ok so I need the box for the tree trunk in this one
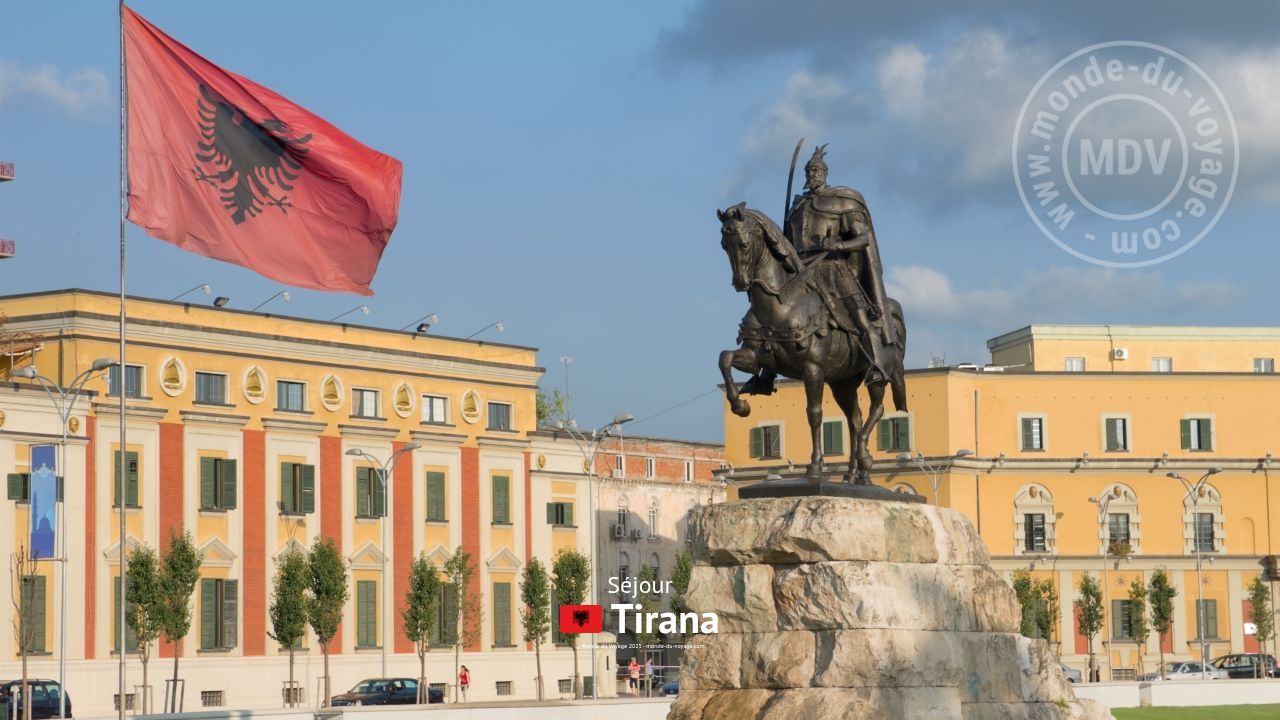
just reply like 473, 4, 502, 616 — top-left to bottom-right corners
1157, 637, 1165, 680
454, 645, 460, 703
534, 639, 544, 702
288, 648, 296, 707
170, 645, 180, 713
322, 644, 331, 708
140, 650, 149, 714
21, 646, 29, 720
418, 650, 426, 704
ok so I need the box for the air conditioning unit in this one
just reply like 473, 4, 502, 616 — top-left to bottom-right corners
1112, 348, 1129, 360
612, 524, 625, 539
631, 529, 643, 541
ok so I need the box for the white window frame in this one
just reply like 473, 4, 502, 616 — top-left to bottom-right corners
1183, 414, 1216, 452
1064, 357, 1086, 372
1254, 357, 1274, 373
1101, 414, 1132, 452
645, 457, 655, 478
108, 363, 146, 398
684, 460, 693, 483
276, 379, 307, 412
487, 401, 513, 431
193, 370, 228, 404
421, 394, 449, 424
1151, 357, 1172, 373
1017, 413, 1047, 452
352, 387, 380, 418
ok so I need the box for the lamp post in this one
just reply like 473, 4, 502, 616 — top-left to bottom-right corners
1167, 468, 1222, 676
1088, 493, 1116, 683
541, 413, 633, 699
14, 358, 117, 719
895, 449, 973, 504
345, 442, 422, 678
465, 322, 503, 340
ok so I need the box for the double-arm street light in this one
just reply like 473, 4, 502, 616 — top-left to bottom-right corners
540, 413, 633, 699
1087, 492, 1118, 682
895, 449, 973, 505
1167, 467, 1222, 675
345, 442, 422, 677
14, 358, 117, 719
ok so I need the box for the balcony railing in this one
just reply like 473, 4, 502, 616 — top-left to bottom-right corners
0, 161, 14, 180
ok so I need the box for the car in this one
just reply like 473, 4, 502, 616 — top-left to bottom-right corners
1138, 661, 1228, 681
1211, 653, 1280, 679
328, 678, 443, 706
1058, 662, 1082, 683
0, 680, 73, 719
660, 680, 679, 697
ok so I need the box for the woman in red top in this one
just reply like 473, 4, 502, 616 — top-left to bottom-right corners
628, 657, 640, 695
458, 666, 470, 703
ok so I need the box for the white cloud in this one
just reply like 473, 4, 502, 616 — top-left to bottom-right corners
0, 62, 109, 116
877, 44, 926, 117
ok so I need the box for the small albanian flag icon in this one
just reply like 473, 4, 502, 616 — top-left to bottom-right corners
559, 604, 603, 633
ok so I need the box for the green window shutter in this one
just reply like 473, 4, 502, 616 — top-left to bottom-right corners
894, 418, 910, 451
766, 427, 780, 457
113, 451, 122, 507
493, 475, 510, 523
1106, 419, 1119, 451
221, 580, 238, 649
357, 580, 376, 647
371, 469, 386, 518
356, 468, 371, 517
1198, 419, 1212, 451
749, 427, 763, 459
221, 459, 238, 510
32, 575, 46, 652
550, 588, 560, 643
427, 472, 445, 521
200, 458, 217, 509
126, 451, 139, 506
300, 465, 316, 514
7, 473, 22, 501
200, 579, 218, 650
1180, 419, 1192, 450
112, 576, 120, 651
877, 420, 890, 451
823, 421, 843, 455
546, 502, 556, 525
56, 475, 63, 502
443, 583, 459, 645
279, 463, 294, 513
1021, 419, 1034, 450
565, 502, 573, 527
494, 582, 511, 646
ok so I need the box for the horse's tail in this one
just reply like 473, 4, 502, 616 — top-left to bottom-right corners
888, 298, 908, 412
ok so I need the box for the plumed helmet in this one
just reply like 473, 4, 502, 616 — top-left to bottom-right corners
804, 144, 829, 173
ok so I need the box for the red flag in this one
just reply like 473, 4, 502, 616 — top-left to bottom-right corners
559, 604, 604, 634
123, 6, 402, 296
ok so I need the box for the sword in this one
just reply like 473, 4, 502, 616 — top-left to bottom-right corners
784, 138, 804, 225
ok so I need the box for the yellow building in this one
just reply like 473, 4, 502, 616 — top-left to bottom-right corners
0, 289, 609, 712
724, 325, 1280, 680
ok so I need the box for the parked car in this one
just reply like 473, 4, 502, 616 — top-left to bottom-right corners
329, 678, 443, 706
0, 680, 73, 719
660, 680, 680, 697
1058, 662, 1082, 683
1138, 661, 1228, 681
1211, 653, 1280, 679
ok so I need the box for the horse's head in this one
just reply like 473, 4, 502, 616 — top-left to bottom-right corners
718, 202, 759, 292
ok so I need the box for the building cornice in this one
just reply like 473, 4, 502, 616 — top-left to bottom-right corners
261, 417, 328, 435
91, 402, 169, 422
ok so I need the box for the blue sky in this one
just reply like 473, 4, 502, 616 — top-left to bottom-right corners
1, 1, 1276, 442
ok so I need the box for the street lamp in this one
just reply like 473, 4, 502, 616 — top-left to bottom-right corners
250, 290, 290, 312
345, 442, 422, 677
399, 314, 439, 333
170, 283, 210, 302
540, 412, 633, 698
330, 305, 370, 323
1167, 467, 1222, 676
465, 322, 503, 340
1088, 493, 1116, 683
14, 358, 117, 718
894, 449, 972, 505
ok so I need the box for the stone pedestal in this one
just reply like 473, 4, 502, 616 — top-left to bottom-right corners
668, 497, 1114, 720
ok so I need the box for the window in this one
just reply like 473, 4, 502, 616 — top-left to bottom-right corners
1180, 417, 1213, 451
645, 457, 655, 478
107, 364, 144, 398
352, 389, 380, 418
487, 402, 512, 431
112, 576, 139, 653
356, 580, 378, 648
1151, 357, 1172, 373
1104, 417, 1129, 452
6, 472, 31, 502
547, 501, 574, 526
193, 372, 226, 404
430, 583, 458, 646
1255, 358, 1274, 373
1064, 357, 1085, 372
355, 466, 385, 519
1023, 513, 1046, 552
495, 681, 513, 696
199, 578, 238, 650
279, 462, 316, 514
422, 395, 449, 424
200, 691, 225, 708
822, 420, 844, 456
426, 471, 446, 522
1108, 513, 1130, 547
615, 454, 624, 473
199, 457, 238, 511
1111, 599, 1133, 640
276, 380, 305, 412
492, 474, 510, 524
877, 416, 911, 452
1020, 417, 1045, 451
684, 460, 694, 482
1195, 599, 1219, 639
615, 507, 629, 533
19, 575, 46, 652
648, 507, 658, 538
749, 425, 782, 459
113, 450, 140, 508
493, 582, 512, 647
1194, 512, 1216, 552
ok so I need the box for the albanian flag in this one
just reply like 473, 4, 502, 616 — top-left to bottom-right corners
123, 6, 402, 296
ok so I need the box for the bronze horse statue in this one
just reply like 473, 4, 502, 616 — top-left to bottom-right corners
716, 202, 907, 484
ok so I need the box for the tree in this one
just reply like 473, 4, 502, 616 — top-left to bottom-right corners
443, 547, 482, 696
1038, 577, 1061, 650
402, 552, 441, 703
159, 530, 203, 713
1148, 567, 1177, 679
307, 538, 348, 707
1077, 574, 1104, 682
125, 544, 165, 713
519, 557, 552, 701
1127, 577, 1149, 676
10, 546, 39, 720
669, 548, 693, 616
1246, 576, 1275, 679
552, 548, 592, 699
1012, 571, 1057, 643
535, 387, 569, 423
268, 548, 309, 707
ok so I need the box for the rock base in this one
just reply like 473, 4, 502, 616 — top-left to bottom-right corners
668, 497, 1113, 720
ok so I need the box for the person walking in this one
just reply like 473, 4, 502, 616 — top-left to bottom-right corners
645, 657, 654, 697
458, 665, 471, 703
628, 657, 641, 696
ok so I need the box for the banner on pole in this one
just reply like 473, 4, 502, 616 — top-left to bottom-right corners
29, 444, 57, 560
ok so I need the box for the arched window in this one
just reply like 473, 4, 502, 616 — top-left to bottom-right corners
1013, 483, 1056, 555
647, 496, 659, 540
616, 494, 629, 536
1183, 483, 1225, 554
1096, 483, 1140, 555
617, 550, 631, 592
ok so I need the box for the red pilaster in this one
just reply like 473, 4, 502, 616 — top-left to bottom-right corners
392, 441, 414, 653
524, 450, 533, 651
242, 429, 266, 655
319, 434, 343, 654
158, 422, 185, 659
84, 416, 97, 659
461, 446, 481, 652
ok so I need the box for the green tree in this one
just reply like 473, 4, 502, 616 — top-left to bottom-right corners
1148, 567, 1177, 679
443, 547, 482, 694
126, 544, 165, 713
307, 537, 348, 707
268, 548, 309, 707
159, 530, 203, 712
669, 548, 693, 615
402, 552, 441, 703
1077, 574, 1104, 682
1037, 577, 1061, 648
552, 548, 592, 699
1013, 569, 1042, 639
10, 546, 38, 720
535, 387, 569, 423
1127, 577, 1149, 676
1247, 576, 1275, 678
519, 557, 552, 701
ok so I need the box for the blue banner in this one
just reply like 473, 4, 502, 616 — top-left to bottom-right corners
29, 445, 57, 560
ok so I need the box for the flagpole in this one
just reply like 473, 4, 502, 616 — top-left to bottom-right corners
118, 3, 129, 720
